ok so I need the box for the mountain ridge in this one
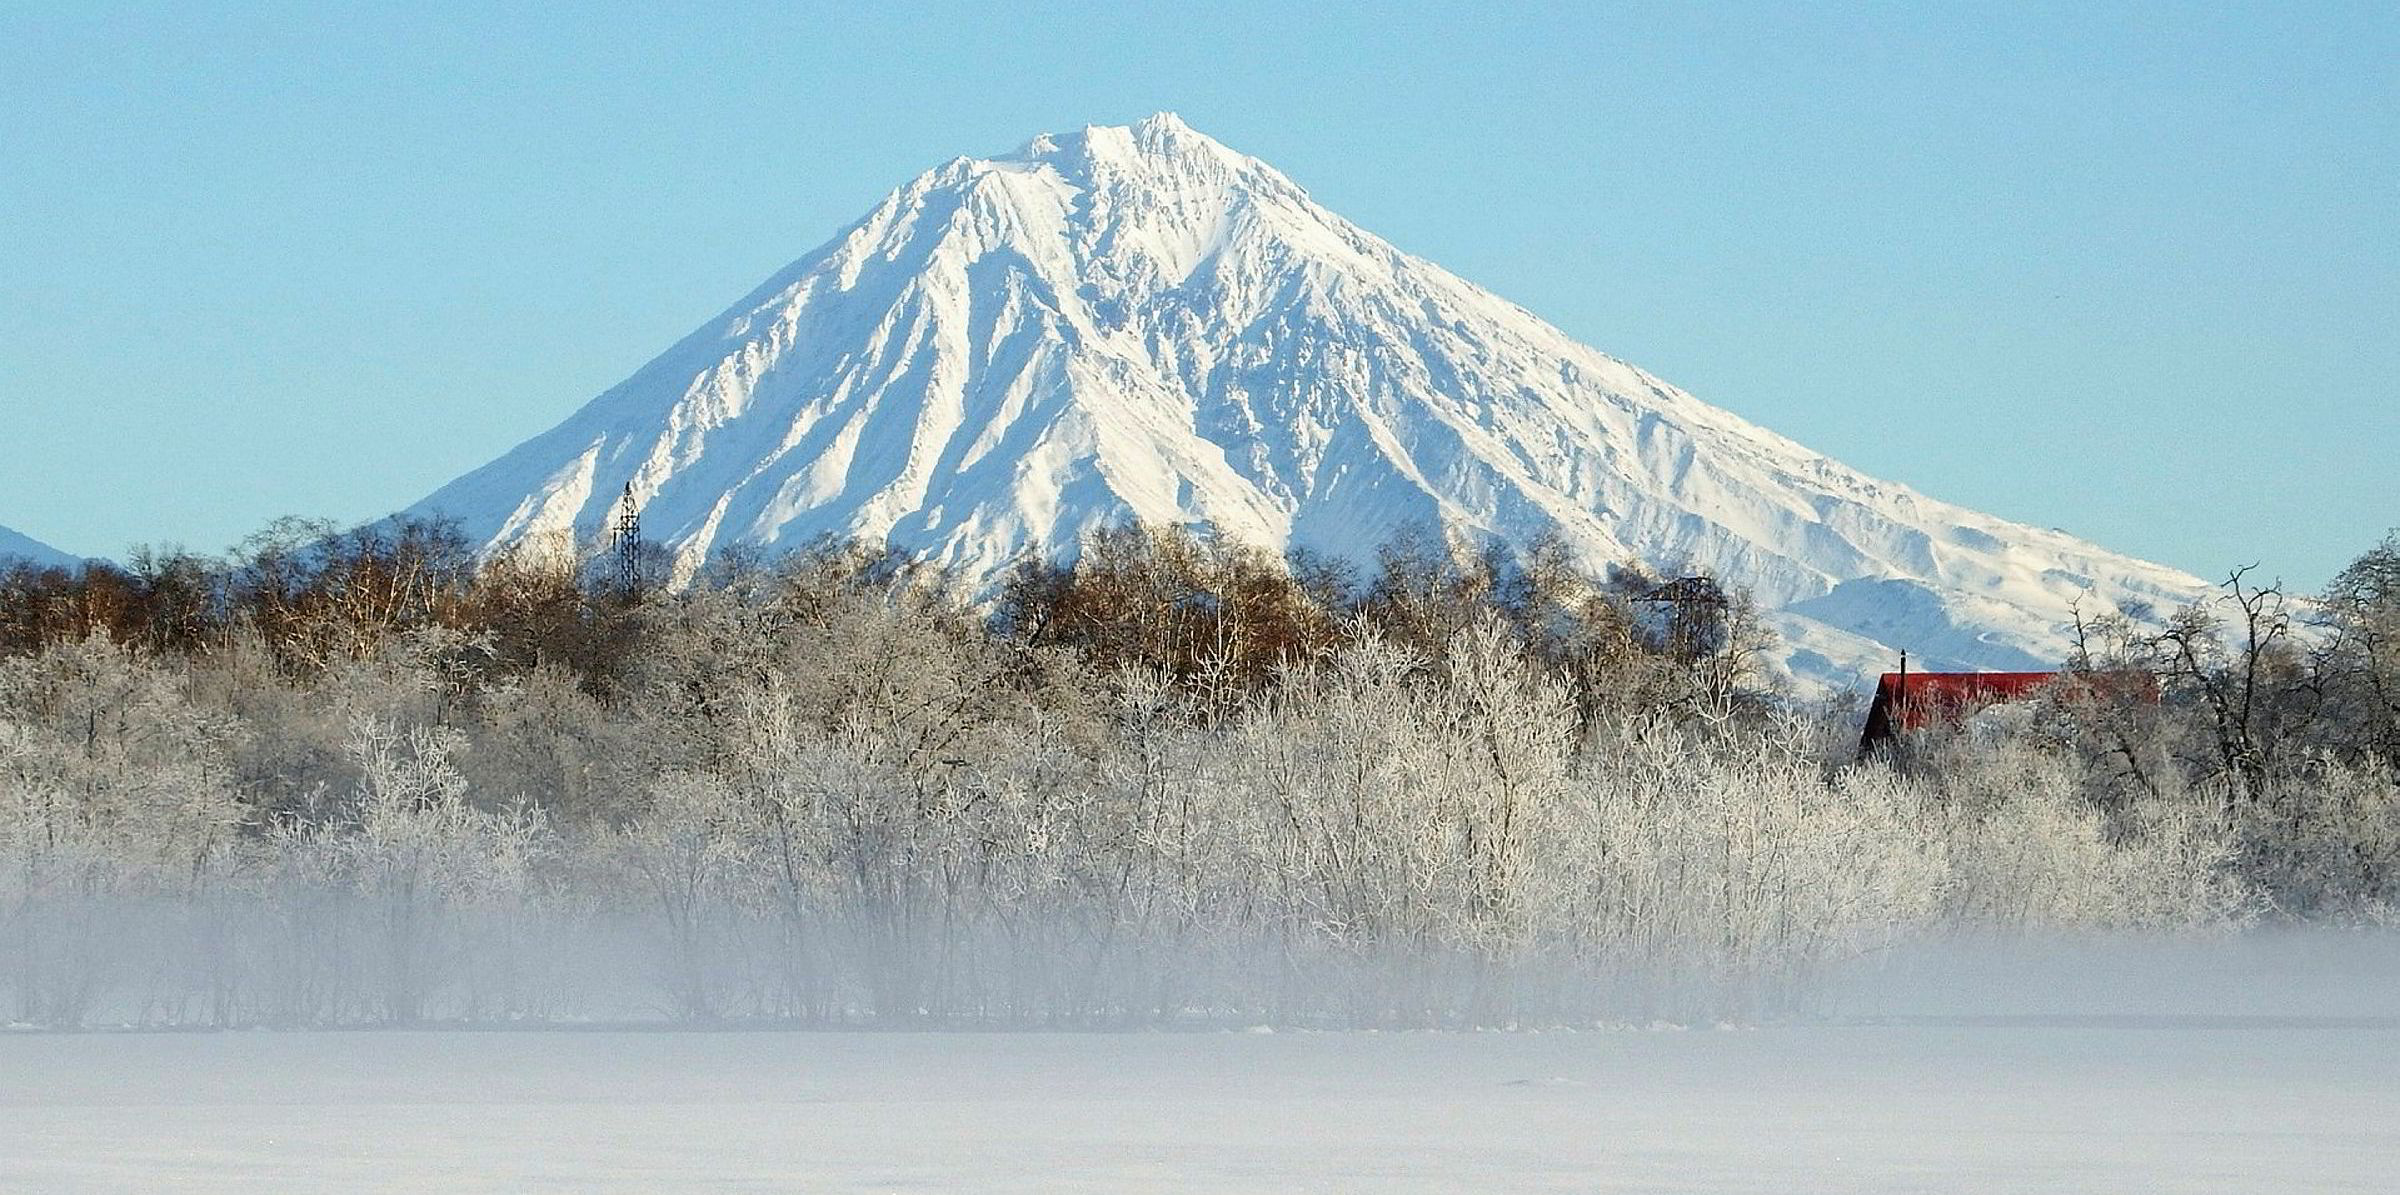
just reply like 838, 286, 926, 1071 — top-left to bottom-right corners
409, 113, 2211, 689
0, 523, 78, 570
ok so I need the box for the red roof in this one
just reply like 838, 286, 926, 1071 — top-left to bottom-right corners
1858, 669, 2155, 754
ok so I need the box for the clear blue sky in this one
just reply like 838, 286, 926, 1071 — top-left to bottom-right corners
4, 1, 2393, 587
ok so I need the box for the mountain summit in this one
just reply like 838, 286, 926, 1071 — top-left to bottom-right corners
410, 113, 2208, 687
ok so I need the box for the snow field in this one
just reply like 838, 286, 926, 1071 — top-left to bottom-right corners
4, 1023, 2394, 1192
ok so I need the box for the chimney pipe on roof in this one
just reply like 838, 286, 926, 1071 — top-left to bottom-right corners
1896, 650, 1908, 724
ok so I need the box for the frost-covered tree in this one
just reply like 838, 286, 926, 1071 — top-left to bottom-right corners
1, 519, 2395, 1027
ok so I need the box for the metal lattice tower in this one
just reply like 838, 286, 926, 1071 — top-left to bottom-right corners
1636, 576, 1729, 661
610, 483, 642, 598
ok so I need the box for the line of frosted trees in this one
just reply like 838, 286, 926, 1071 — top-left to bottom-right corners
1, 522, 2393, 1028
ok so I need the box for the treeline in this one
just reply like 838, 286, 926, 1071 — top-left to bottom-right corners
0, 520, 1772, 724
0, 519, 2394, 1029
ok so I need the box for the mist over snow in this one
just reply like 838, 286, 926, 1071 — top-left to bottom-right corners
409, 112, 2212, 687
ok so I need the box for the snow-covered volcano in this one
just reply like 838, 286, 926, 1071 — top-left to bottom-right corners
0, 523, 77, 570
410, 112, 2209, 687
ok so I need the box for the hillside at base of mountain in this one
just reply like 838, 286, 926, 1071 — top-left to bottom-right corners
0, 523, 78, 571
409, 113, 2213, 691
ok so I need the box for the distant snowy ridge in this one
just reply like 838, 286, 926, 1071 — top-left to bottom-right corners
409, 112, 2213, 689
0, 522, 77, 570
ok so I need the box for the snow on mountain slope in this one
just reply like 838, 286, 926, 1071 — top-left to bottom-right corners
409, 112, 2211, 689
0, 523, 77, 570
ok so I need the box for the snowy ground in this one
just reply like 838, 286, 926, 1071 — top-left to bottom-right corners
3, 1017, 2395, 1193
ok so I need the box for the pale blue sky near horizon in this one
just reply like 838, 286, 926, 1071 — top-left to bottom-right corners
3, 1, 2393, 586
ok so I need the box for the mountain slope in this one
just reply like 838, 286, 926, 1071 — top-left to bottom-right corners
0, 523, 77, 570
410, 113, 2210, 688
